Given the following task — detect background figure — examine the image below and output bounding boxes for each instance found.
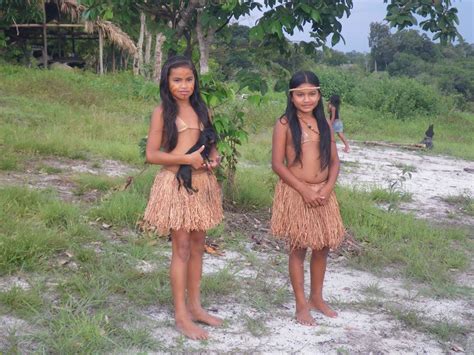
[328,95,350,153]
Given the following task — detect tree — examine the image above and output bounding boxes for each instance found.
[368,22,395,71]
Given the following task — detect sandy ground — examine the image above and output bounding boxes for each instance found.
[1,144,473,353]
[337,143,474,226]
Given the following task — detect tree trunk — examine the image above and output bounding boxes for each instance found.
[145,29,152,65]
[42,0,48,69]
[144,29,152,78]
[196,11,215,74]
[134,11,146,75]
[98,27,104,75]
[153,33,166,83]
[111,43,116,73]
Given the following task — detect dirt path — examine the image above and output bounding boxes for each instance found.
[1,145,473,353]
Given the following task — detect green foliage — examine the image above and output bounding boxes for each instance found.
[384,0,460,44]
[352,74,446,119]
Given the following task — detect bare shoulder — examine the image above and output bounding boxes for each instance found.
[151,105,164,120]
[150,105,164,127]
[275,115,289,128]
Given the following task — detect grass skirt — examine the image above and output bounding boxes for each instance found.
[143,169,223,235]
[271,179,345,251]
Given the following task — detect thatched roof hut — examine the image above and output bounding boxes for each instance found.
[8,0,137,71]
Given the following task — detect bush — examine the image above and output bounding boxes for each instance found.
[353,74,447,119]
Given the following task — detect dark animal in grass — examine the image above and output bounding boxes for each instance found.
[176,127,218,194]
[421,124,434,149]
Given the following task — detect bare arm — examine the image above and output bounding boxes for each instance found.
[316,126,340,204]
[145,106,204,168]
[325,131,340,191]
[328,105,336,125]
[271,118,307,194]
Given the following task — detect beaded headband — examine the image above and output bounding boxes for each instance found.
[288,86,320,92]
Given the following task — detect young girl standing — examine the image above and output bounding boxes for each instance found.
[328,94,350,153]
[271,71,345,326]
[143,56,223,340]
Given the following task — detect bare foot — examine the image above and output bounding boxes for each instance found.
[295,307,316,326]
[175,318,209,340]
[189,307,223,327]
[309,299,338,318]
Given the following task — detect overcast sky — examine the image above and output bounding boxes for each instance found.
[235,0,474,53]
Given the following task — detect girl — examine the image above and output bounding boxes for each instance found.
[143,56,223,340]
[271,71,345,326]
[328,94,350,153]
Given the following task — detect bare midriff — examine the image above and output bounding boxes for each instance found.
[286,127,329,184]
[164,126,207,174]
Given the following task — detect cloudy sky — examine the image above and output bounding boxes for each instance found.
[236,0,474,53]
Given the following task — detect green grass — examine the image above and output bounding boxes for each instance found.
[0,286,44,318]
[360,282,386,298]
[36,164,64,174]
[242,314,269,337]
[338,186,470,288]
[0,186,98,274]
[368,187,412,206]
[201,268,238,303]
[0,65,153,165]
[387,306,468,342]
[343,105,474,161]
[225,166,276,209]
[72,173,122,196]
[442,193,474,216]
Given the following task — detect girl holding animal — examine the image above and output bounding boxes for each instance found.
[143,55,222,340]
[271,71,345,326]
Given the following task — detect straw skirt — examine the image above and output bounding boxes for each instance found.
[271,179,345,251]
[143,169,223,235]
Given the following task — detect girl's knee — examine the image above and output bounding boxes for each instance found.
[312,247,329,257]
[174,239,191,262]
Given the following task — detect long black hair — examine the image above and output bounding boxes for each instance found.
[329,94,340,120]
[159,55,211,151]
[283,71,331,170]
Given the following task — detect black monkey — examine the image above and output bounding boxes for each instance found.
[176,127,218,194]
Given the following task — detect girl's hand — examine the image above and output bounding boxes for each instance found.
[205,155,221,170]
[300,185,332,207]
[315,186,331,206]
[187,146,205,169]
[300,186,321,208]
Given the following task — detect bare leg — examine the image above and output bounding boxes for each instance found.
[289,248,315,326]
[337,132,350,153]
[187,230,223,327]
[170,229,208,340]
[308,247,338,318]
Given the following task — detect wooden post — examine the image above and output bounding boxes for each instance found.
[98,27,104,75]
[42,0,48,68]
[111,43,116,73]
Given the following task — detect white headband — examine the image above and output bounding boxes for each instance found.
[289,86,320,92]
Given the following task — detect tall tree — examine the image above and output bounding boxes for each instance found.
[368,22,396,71]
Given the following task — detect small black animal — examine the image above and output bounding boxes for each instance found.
[176,127,218,194]
[421,124,434,149]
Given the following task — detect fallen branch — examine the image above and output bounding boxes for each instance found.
[362,140,426,150]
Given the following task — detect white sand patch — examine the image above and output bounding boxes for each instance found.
[0,276,31,292]
[338,143,474,225]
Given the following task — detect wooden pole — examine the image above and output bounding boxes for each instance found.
[111,43,116,73]
[42,0,48,68]
[99,27,104,75]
